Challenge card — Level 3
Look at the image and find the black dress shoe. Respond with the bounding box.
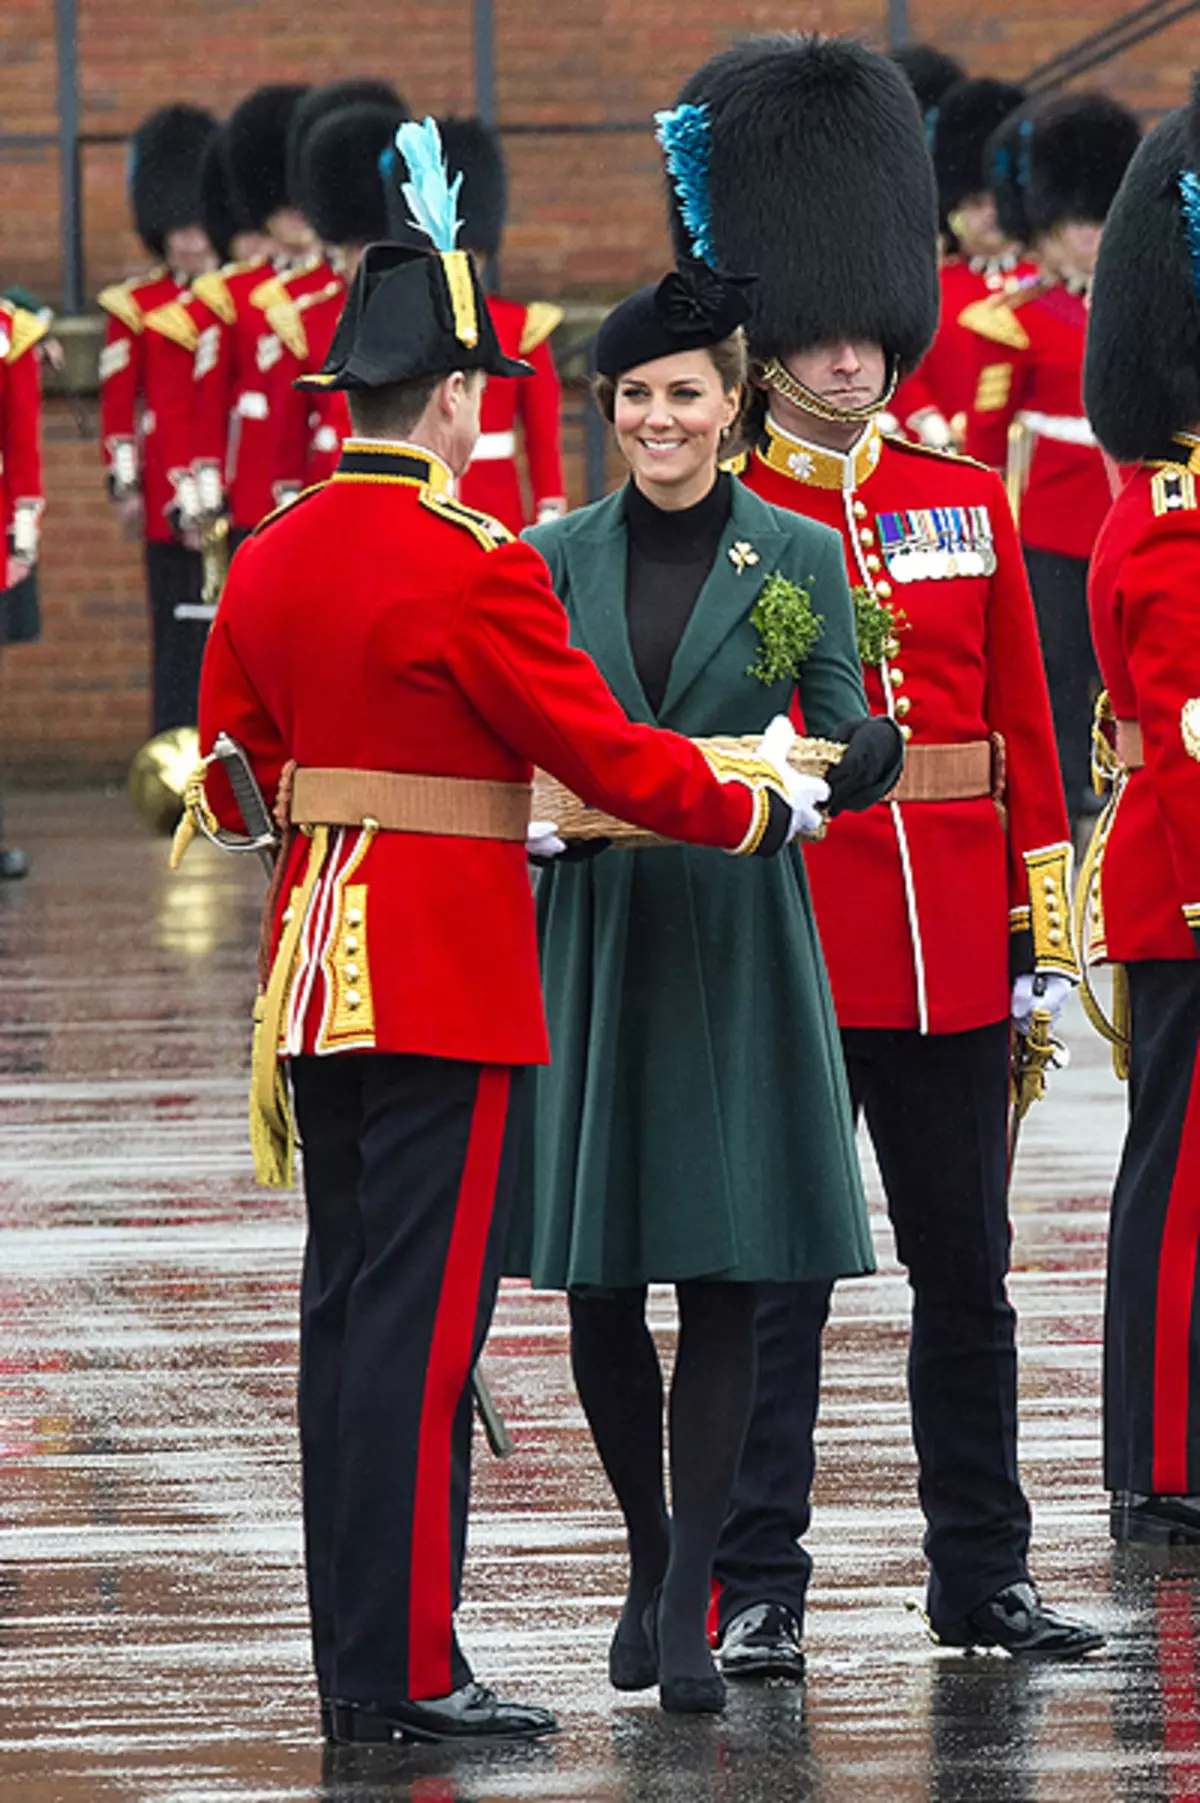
[934,1582,1105,1658]
[609,1622,657,1691]
[0,847,28,880]
[718,1603,806,1681]
[331,1684,559,1744]
[1111,1491,1200,1544]
[643,1592,727,1715]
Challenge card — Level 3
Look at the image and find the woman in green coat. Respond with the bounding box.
[517,268,902,1714]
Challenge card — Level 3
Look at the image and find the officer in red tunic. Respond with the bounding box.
[1083,81,1200,1544]
[388,117,566,532]
[659,34,1101,1671]
[963,93,1140,822]
[888,77,1034,449]
[98,104,218,733]
[190,122,807,1742]
[0,295,47,879]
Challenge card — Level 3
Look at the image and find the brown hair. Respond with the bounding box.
[347,372,452,439]
[591,330,752,446]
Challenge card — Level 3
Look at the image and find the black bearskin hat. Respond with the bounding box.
[128,104,218,257]
[933,77,1027,220]
[225,85,309,230]
[386,117,508,258]
[668,35,939,372]
[1085,82,1200,462]
[301,102,407,248]
[890,42,966,119]
[197,128,255,266]
[996,90,1141,243]
[286,77,408,213]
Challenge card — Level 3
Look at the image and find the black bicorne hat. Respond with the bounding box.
[594,263,756,378]
[286,77,409,214]
[1085,79,1200,463]
[666,35,939,375]
[225,85,309,231]
[128,104,218,257]
[933,77,1027,221]
[385,116,508,259]
[301,102,407,248]
[198,128,255,266]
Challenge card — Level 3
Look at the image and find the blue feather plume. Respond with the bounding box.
[1180,170,1200,300]
[393,118,464,254]
[654,102,716,269]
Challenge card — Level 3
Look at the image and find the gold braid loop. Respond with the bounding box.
[760,356,900,425]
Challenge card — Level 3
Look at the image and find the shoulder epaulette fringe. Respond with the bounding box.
[4,305,49,364]
[191,270,237,325]
[249,274,290,313]
[420,487,515,549]
[97,281,145,335]
[519,301,564,356]
[264,297,308,360]
[142,299,199,352]
[957,283,1046,353]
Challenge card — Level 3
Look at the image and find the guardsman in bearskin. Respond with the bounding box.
[190,118,809,1743]
[889,41,966,131]
[388,117,567,532]
[1083,77,1200,1545]
[889,77,1033,449]
[98,104,218,733]
[656,33,1102,1672]
[0,292,47,879]
[272,99,408,499]
[962,92,1140,823]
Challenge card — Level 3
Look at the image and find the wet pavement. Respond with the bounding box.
[1,792,1198,1802]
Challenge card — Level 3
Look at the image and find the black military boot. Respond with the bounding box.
[1111,1491,1200,1545]
[934,1582,1105,1657]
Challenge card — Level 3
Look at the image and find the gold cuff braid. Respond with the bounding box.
[1024,842,1081,979]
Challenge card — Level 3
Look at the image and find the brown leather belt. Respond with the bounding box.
[886,739,995,804]
[1116,719,1144,770]
[287,767,532,841]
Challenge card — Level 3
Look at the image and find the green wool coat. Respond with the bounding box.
[510,479,876,1290]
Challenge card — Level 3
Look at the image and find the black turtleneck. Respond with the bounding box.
[623,472,732,715]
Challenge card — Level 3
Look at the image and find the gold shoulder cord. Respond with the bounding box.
[1072,691,1131,1080]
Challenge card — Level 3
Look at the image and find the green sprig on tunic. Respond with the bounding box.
[853,585,906,667]
[747,573,823,684]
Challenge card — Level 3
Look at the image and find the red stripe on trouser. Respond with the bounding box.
[1152,1041,1200,1494]
[408,1066,511,1698]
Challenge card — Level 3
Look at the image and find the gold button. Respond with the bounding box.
[1048,930,1065,947]
[346,908,363,928]
[866,554,881,572]
[346,989,361,1009]
[859,528,875,546]
[1042,876,1057,893]
[344,962,359,982]
[876,581,894,600]
[884,635,901,656]
[894,696,912,719]
[281,908,294,925]
[345,935,359,954]
[899,722,913,741]
[889,668,905,688]
[853,500,868,519]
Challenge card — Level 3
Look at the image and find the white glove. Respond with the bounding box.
[757,714,830,841]
[527,819,567,860]
[1011,973,1073,1034]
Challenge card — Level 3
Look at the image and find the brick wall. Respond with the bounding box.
[0,0,1193,779]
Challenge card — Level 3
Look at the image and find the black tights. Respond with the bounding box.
[568,1281,758,1680]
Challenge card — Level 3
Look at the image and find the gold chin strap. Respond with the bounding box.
[761,356,900,425]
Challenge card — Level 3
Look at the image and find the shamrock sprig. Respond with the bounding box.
[853,584,906,667]
[747,572,824,685]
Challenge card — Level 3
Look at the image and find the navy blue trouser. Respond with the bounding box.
[716,1021,1031,1633]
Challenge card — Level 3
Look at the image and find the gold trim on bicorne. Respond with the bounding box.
[1025,841,1080,979]
[758,417,883,492]
[441,250,479,349]
[316,829,377,1052]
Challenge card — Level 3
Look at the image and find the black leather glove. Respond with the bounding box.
[824,716,906,816]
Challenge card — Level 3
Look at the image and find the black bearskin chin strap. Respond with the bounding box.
[761,354,900,424]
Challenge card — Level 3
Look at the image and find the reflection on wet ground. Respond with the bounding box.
[1,793,1197,1801]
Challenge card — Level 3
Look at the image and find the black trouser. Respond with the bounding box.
[1105,963,1200,1496]
[144,541,206,734]
[1023,547,1098,822]
[716,1021,1031,1634]
[290,1053,524,1706]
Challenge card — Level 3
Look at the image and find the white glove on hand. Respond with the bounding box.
[1011,973,1074,1035]
[527,819,567,861]
[757,714,830,841]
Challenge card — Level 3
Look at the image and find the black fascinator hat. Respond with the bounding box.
[594,262,755,378]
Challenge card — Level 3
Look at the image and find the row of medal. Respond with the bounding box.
[875,505,998,583]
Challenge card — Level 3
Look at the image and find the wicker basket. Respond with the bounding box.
[532,734,845,849]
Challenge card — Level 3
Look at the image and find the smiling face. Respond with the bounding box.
[612,349,740,511]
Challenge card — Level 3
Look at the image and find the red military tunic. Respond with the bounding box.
[0,303,46,554]
[890,252,1039,447]
[198,441,764,1070]
[744,415,1075,1034]
[1088,438,1200,963]
[98,270,200,544]
[457,297,566,531]
[962,277,1115,560]
[271,278,351,497]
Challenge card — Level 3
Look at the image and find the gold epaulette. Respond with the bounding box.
[519,301,564,356]
[4,305,49,364]
[249,274,290,312]
[880,433,991,474]
[252,481,327,536]
[264,296,308,360]
[191,269,237,325]
[97,280,145,335]
[142,299,199,352]
[1150,466,1198,516]
[419,487,514,550]
[957,283,1045,353]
